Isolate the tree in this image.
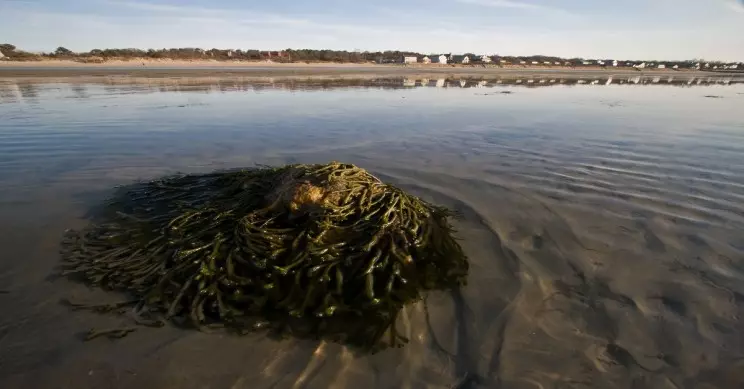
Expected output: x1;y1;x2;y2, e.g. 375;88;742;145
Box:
0;43;16;53
55;46;73;56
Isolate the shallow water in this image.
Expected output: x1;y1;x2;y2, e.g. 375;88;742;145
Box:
1;76;743;389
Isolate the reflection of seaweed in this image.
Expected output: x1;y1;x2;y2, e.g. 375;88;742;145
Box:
60;162;469;351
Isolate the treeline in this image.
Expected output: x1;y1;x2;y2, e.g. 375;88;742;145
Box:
0;44;423;63
0;43;738;67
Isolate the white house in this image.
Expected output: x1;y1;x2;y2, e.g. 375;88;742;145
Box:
422;56;431;64
613;60;619;67
658;64;666;69
403;56;417;64
519;60;527;65
634;62;646;69
0;50;4;59
436;79;446;87
597;60;605;65
430;55;448;64
499;60;508;64
543;61;551;65
672;64;679;69
480;55;492;63
731;64;739;69
531;61;539;65
582;61;592;65
554;61;561;65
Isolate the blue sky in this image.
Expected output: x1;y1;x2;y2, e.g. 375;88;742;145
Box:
1;0;743;61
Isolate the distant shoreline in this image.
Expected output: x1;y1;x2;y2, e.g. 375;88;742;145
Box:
0;60;740;80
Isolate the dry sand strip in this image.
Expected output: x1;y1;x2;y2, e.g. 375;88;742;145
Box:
0;60;740;79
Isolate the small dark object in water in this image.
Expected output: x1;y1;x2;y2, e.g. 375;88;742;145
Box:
60;162;469;351
704;95;724;99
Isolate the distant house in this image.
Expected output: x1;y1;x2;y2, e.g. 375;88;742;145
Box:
428;54;448;64
480;55;492;63
543;61;551;65
402;56;417;64
612;60;619;67
582;61;592;65
499;59;508;64
0;50;4;59
519;60;527;65
554;61;561;65
597;60;605;66
531;61;539;65
226;50;234;58
731;64;739;69
672;64;679;69
449;55;470;64
658;64;666;69
422;56;431;64
436;79;445;87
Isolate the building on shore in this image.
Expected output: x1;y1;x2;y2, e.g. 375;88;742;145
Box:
422;56;431;64
0;50;4;59
430;54;448;64
449;54;470;64
402;56;418;64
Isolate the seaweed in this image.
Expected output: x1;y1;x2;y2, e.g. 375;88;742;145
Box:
60;162;469;351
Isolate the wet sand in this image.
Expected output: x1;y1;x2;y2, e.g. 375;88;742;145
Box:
0;79;743;389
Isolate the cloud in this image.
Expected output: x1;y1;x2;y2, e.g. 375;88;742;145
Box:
455;0;571;14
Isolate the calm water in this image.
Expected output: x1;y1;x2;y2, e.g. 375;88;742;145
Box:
1;76;743;389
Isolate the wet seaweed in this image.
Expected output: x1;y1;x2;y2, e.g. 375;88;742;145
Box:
60;162;469;351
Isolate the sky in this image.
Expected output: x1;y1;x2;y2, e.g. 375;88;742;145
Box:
1;0;743;61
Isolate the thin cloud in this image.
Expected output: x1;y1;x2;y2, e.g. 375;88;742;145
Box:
455;0;570;14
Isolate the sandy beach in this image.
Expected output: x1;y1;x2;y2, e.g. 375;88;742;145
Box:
0;59;738;80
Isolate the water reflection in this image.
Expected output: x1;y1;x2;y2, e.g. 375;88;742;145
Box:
1;75;742;103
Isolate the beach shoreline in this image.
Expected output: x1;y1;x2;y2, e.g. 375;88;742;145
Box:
0;59;739;79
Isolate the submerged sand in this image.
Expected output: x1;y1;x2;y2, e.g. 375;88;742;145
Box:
0;78;742;389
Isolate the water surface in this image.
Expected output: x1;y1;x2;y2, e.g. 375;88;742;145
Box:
1;76;743;389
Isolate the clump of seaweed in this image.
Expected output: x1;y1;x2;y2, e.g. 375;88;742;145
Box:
60;162;468;351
